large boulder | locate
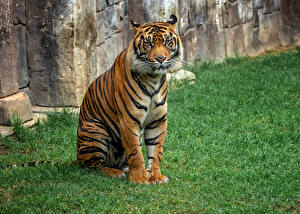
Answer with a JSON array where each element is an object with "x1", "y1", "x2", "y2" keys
[{"x1": 0, "y1": 92, "x2": 33, "y2": 125}]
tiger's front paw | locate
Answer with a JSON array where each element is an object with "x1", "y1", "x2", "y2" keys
[
  {"x1": 149, "y1": 174, "x2": 169, "y2": 185},
  {"x1": 148, "y1": 167, "x2": 168, "y2": 184},
  {"x1": 129, "y1": 168, "x2": 150, "y2": 184}
]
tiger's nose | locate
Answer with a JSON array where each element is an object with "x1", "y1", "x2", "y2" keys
[{"x1": 155, "y1": 56, "x2": 166, "y2": 63}]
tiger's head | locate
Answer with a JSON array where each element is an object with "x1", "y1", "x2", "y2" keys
[{"x1": 128, "y1": 15, "x2": 183, "y2": 75}]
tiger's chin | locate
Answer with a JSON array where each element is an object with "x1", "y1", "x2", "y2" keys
[{"x1": 152, "y1": 67, "x2": 168, "y2": 75}]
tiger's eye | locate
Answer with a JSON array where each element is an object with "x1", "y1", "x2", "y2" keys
[{"x1": 165, "y1": 37, "x2": 173, "y2": 48}]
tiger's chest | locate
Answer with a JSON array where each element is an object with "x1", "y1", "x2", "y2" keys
[{"x1": 134, "y1": 74, "x2": 168, "y2": 129}]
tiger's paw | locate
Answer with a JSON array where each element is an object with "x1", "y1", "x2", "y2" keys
[
  {"x1": 149, "y1": 174, "x2": 169, "y2": 185},
  {"x1": 99, "y1": 167, "x2": 126, "y2": 178},
  {"x1": 129, "y1": 169, "x2": 150, "y2": 184}
]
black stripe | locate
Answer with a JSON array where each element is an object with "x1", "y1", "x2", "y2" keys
[
  {"x1": 94, "y1": 83, "x2": 120, "y2": 135},
  {"x1": 162, "y1": 84, "x2": 168, "y2": 96},
  {"x1": 84, "y1": 156, "x2": 105, "y2": 167},
  {"x1": 78, "y1": 130, "x2": 110, "y2": 141},
  {"x1": 156, "y1": 94, "x2": 167, "y2": 107},
  {"x1": 131, "y1": 71, "x2": 152, "y2": 97},
  {"x1": 85, "y1": 89, "x2": 99, "y2": 120},
  {"x1": 102, "y1": 82, "x2": 117, "y2": 114},
  {"x1": 128, "y1": 149, "x2": 137, "y2": 160},
  {"x1": 124, "y1": 65, "x2": 142, "y2": 100},
  {"x1": 87, "y1": 88, "x2": 121, "y2": 145},
  {"x1": 120, "y1": 95, "x2": 141, "y2": 126},
  {"x1": 144, "y1": 80, "x2": 155, "y2": 91},
  {"x1": 124, "y1": 86, "x2": 148, "y2": 111},
  {"x1": 153, "y1": 74, "x2": 166, "y2": 96},
  {"x1": 79, "y1": 128, "x2": 109, "y2": 139},
  {"x1": 144, "y1": 27, "x2": 152, "y2": 32},
  {"x1": 124, "y1": 123, "x2": 139, "y2": 137},
  {"x1": 93, "y1": 122, "x2": 109, "y2": 131},
  {"x1": 173, "y1": 37, "x2": 176, "y2": 46},
  {"x1": 145, "y1": 114, "x2": 167, "y2": 129},
  {"x1": 137, "y1": 40, "x2": 142, "y2": 55},
  {"x1": 80, "y1": 100, "x2": 87, "y2": 121},
  {"x1": 113, "y1": 96, "x2": 123, "y2": 118},
  {"x1": 145, "y1": 132, "x2": 164, "y2": 146},
  {"x1": 145, "y1": 141, "x2": 160, "y2": 146},
  {"x1": 78, "y1": 146, "x2": 107, "y2": 156}
]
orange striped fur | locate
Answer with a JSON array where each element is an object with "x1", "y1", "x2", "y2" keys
[{"x1": 77, "y1": 15, "x2": 183, "y2": 184}]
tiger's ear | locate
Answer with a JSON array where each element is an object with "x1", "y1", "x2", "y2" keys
[
  {"x1": 131, "y1": 20, "x2": 140, "y2": 32},
  {"x1": 167, "y1": 15, "x2": 177, "y2": 28}
]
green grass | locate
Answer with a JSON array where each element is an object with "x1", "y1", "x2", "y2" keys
[{"x1": 1, "y1": 49, "x2": 299, "y2": 213}]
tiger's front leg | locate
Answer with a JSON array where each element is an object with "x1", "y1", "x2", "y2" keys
[
  {"x1": 145, "y1": 114, "x2": 169, "y2": 184},
  {"x1": 120, "y1": 120, "x2": 149, "y2": 184}
]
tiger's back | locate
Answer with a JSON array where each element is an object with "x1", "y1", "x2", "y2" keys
[{"x1": 77, "y1": 15, "x2": 183, "y2": 184}]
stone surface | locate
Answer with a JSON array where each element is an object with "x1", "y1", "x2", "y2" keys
[
  {"x1": 282, "y1": 0, "x2": 300, "y2": 32},
  {"x1": 225, "y1": 25, "x2": 246, "y2": 57},
  {"x1": 0, "y1": 113, "x2": 47, "y2": 137},
  {"x1": 27, "y1": 0, "x2": 73, "y2": 106},
  {"x1": 74, "y1": 0, "x2": 98, "y2": 105},
  {"x1": 0, "y1": 125, "x2": 13, "y2": 137},
  {"x1": 97, "y1": 33, "x2": 124, "y2": 74},
  {"x1": 254, "y1": 0, "x2": 264, "y2": 8},
  {"x1": 0, "y1": 92, "x2": 33, "y2": 125},
  {"x1": 13, "y1": 25, "x2": 29, "y2": 88},
  {"x1": 227, "y1": 1, "x2": 240, "y2": 27},
  {"x1": 128, "y1": 0, "x2": 178, "y2": 25},
  {"x1": 96, "y1": 0, "x2": 107, "y2": 12},
  {"x1": 96, "y1": 1, "x2": 129, "y2": 75},
  {"x1": 238, "y1": 0, "x2": 253, "y2": 23},
  {"x1": 26, "y1": 0, "x2": 97, "y2": 106},
  {"x1": 0, "y1": 0, "x2": 19, "y2": 98},
  {"x1": 96, "y1": 1, "x2": 127, "y2": 46},
  {"x1": 11, "y1": 0, "x2": 26, "y2": 25},
  {"x1": 263, "y1": 0, "x2": 274, "y2": 14},
  {"x1": 258, "y1": 12, "x2": 282, "y2": 50}
]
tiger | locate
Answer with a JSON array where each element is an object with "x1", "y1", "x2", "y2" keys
[{"x1": 76, "y1": 15, "x2": 183, "y2": 184}]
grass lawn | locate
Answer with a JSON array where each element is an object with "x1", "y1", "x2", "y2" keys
[{"x1": 0, "y1": 49, "x2": 299, "y2": 213}]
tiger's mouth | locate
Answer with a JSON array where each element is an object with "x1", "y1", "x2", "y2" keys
[
  {"x1": 150, "y1": 60, "x2": 171, "y2": 69},
  {"x1": 152, "y1": 64, "x2": 169, "y2": 69}
]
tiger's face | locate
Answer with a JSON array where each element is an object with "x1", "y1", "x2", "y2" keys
[{"x1": 129, "y1": 15, "x2": 183, "y2": 75}]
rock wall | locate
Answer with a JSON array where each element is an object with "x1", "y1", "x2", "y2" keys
[
  {"x1": 0, "y1": 0, "x2": 33, "y2": 125},
  {"x1": 0, "y1": 0, "x2": 300, "y2": 125}
]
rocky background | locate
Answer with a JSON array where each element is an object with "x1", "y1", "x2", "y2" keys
[{"x1": 0, "y1": 0, "x2": 300, "y2": 125}]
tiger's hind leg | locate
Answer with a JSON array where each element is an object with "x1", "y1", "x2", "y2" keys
[
  {"x1": 98, "y1": 167, "x2": 126, "y2": 178},
  {"x1": 77, "y1": 121, "x2": 125, "y2": 178}
]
